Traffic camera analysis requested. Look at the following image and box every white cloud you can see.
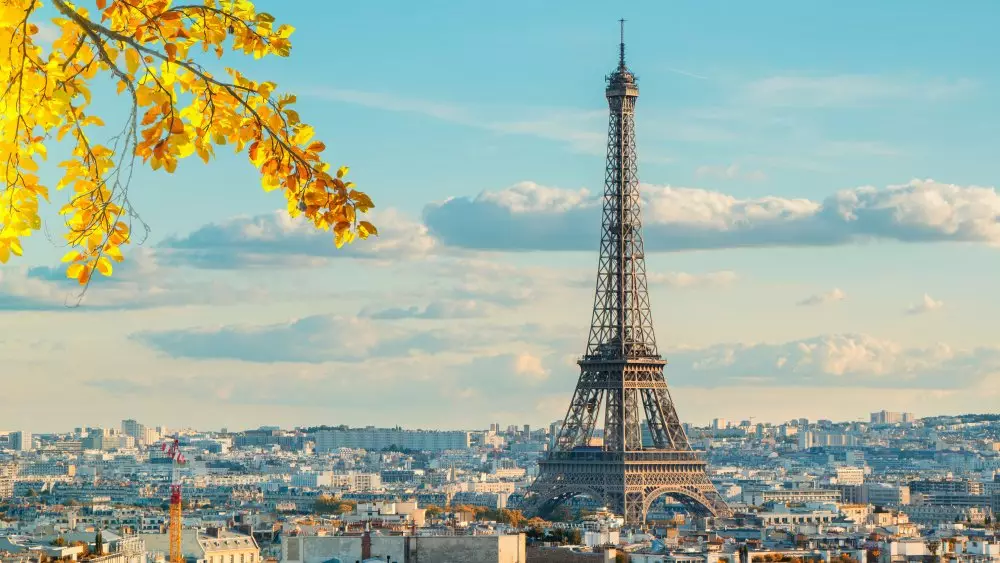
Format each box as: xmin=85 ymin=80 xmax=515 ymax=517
xmin=513 ymin=353 xmax=550 ymax=380
xmin=796 ymin=288 xmax=846 ymax=307
xmin=360 ymin=299 xmax=492 ymax=320
xmin=0 ymin=249 xmax=265 ymax=310
xmin=159 ymin=208 xmax=436 ymax=269
xmin=695 ymin=164 xmax=766 ymax=182
xmin=132 ymin=314 xmax=471 ymax=363
xmin=906 ymin=294 xmax=944 ymax=316
xmin=742 ymin=75 xmax=975 ymax=108
xmin=647 ymin=270 xmax=738 ymax=288
xmin=423 ymin=179 xmax=1000 ymax=252
xmin=665 ymin=333 xmax=999 ymax=390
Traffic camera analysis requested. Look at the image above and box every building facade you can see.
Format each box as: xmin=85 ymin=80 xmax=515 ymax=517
xmin=283 ymin=533 xmax=525 ymax=563
xmin=0 ymin=462 xmax=17 ymax=499
xmin=314 ymin=427 xmax=471 ymax=453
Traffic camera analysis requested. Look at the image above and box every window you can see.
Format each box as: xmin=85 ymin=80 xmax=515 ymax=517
xmin=230 ymin=555 xmax=234 ymax=563
xmin=241 ymin=555 xmax=245 ymax=563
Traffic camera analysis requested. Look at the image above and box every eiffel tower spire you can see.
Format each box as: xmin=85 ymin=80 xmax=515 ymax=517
xmin=521 ymin=22 xmax=731 ymax=525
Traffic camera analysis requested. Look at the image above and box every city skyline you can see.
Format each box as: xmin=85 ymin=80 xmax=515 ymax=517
xmin=3 ymin=1 xmax=1000 ymax=431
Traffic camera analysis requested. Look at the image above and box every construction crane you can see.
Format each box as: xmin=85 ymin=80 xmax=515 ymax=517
xmin=161 ymin=439 xmax=186 ymax=563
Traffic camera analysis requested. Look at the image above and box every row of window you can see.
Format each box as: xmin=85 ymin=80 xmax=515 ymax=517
xmin=207 ymin=553 xmax=255 ymax=563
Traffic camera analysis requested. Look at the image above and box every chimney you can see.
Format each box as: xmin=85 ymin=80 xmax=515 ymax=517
xmin=361 ymin=526 xmax=372 ymax=560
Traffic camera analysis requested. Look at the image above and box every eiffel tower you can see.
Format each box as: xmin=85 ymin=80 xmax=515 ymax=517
xmin=521 ymin=22 xmax=732 ymax=526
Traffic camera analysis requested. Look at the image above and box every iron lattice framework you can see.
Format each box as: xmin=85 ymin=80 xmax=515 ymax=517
xmin=521 ymin=23 xmax=731 ymax=526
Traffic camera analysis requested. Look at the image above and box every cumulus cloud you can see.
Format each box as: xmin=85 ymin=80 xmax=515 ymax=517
xmin=647 ymin=270 xmax=738 ymax=288
xmin=513 ymin=353 xmax=550 ymax=380
xmin=132 ymin=313 xmax=549 ymax=364
xmin=158 ymin=208 xmax=436 ymax=269
xmin=132 ymin=314 xmax=470 ymax=363
xmin=906 ymin=294 xmax=944 ymax=315
xmin=423 ymin=179 xmax=1000 ymax=252
xmin=360 ymin=299 xmax=491 ymax=320
xmin=695 ymin=164 xmax=766 ymax=182
xmin=0 ymin=249 xmax=264 ymax=310
xmin=665 ymin=333 xmax=1000 ymax=390
xmin=565 ymin=269 xmax=737 ymax=291
xmin=796 ymin=288 xmax=846 ymax=307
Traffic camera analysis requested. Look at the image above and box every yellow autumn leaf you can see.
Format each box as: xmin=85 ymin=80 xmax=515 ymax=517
xmin=358 ymin=221 xmax=378 ymax=238
xmin=0 ymin=0 xmax=376 ymax=291
xmin=65 ymin=263 xmax=85 ymax=280
xmin=95 ymin=257 xmax=113 ymax=276
xmin=125 ymin=49 xmax=140 ymax=75
xmin=61 ymin=250 xmax=81 ymax=262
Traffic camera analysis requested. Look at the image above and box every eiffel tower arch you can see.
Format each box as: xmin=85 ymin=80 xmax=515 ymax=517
xmin=520 ymin=22 xmax=732 ymax=526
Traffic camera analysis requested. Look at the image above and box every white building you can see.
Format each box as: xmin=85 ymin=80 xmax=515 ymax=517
xmin=283 ymin=533 xmax=525 ymax=563
xmin=0 ymin=462 xmax=17 ymax=499
xmin=836 ymin=466 xmax=865 ymax=486
xmin=0 ymin=430 xmax=31 ymax=452
xmin=315 ymin=427 xmax=471 ymax=453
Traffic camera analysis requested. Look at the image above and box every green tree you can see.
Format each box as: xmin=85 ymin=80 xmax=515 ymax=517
xmin=424 ymin=505 xmax=444 ymax=518
xmin=95 ymin=530 xmax=104 ymax=556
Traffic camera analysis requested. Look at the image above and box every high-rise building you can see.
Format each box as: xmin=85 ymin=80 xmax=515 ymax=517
xmin=0 ymin=430 xmax=31 ymax=452
xmin=122 ymin=419 xmax=161 ymax=446
xmin=0 ymin=462 xmax=16 ymax=499
xmin=870 ymin=410 xmax=915 ymax=425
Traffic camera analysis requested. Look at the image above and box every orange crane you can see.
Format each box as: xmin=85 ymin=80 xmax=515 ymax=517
xmin=161 ymin=439 xmax=186 ymax=563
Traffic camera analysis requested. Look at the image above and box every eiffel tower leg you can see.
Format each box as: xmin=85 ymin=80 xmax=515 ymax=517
xmin=652 ymin=387 xmax=692 ymax=449
xmin=604 ymin=389 xmax=623 ymax=450
xmin=625 ymin=491 xmax=646 ymax=526
xmin=556 ymin=387 xmax=603 ymax=450
xmin=624 ymin=388 xmax=643 ymax=449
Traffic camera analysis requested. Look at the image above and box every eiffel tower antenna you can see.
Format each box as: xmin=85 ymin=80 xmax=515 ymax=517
xmin=520 ymin=22 xmax=731 ymax=526
xmin=619 ymin=18 xmax=626 ymax=66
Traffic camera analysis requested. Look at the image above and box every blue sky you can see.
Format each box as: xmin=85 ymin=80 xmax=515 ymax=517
xmin=3 ymin=1 xmax=1000 ymax=432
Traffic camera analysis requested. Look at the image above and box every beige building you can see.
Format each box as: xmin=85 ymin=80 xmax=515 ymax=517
xmin=0 ymin=463 xmax=15 ymax=499
xmin=283 ymin=533 xmax=525 ymax=563
xmin=142 ymin=528 xmax=259 ymax=563
xmin=471 ymin=481 xmax=516 ymax=494
xmin=838 ymin=503 xmax=871 ymax=524
xmin=342 ymin=501 xmax=427 ymax=527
